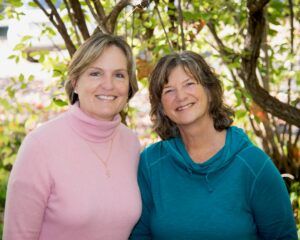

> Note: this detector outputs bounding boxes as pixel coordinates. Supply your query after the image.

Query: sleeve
[250,158,297,240]
[3,134,53,240]
[130,149,153,240]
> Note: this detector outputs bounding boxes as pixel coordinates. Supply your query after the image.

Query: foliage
[290,181,300,237]
[0,0,299,235]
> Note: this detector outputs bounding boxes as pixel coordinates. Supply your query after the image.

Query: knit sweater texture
[130,126,297,240]
[3,102,142,240]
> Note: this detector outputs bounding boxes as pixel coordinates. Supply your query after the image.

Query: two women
[4,33,297,239]
[3,33,141,239]
[131,51,297,239]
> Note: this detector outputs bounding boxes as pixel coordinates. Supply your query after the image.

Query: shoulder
[227,126,272,176]
[140,139,170,167]
[118,123,140,148]
[13,115,67,169]
[21,112,68,155]
[141,139,165,155]
[237,144,273,177]
[29,112,66,140]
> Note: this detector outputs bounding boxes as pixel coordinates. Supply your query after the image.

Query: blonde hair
[65,33,138,104]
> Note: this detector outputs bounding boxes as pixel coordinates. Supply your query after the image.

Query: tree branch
[242,0,300,127]
[64,0,82,45]
[91,0,106,21]
[86,0,109,33]
[247,0,270,12]
[286,0,295,150]
[154,4,173,51]
[69,0,90,40]
[105,0,131,33]
[206,21,238,61]
[177,0,186,50]
[34,0,76,56]
[85,0,100,25]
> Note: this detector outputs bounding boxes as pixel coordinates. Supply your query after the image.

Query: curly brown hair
[149,51,234,140]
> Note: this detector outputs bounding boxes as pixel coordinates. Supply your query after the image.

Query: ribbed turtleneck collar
[66,102,121,143]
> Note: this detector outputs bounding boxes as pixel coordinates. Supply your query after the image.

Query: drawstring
[205,174,213,192]
[185,166,213,192]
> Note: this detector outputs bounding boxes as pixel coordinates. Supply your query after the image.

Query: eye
[115,73,125,78]
[162,88,174,95]
[185,81,196,86]
[89,71,101,77]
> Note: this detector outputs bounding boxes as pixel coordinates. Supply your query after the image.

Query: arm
[251,158,297,240]
[3,134,52,240]
[130,150,153,239]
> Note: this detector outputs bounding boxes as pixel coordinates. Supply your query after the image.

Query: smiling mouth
[176,103,194,111]
[96,95,117,100]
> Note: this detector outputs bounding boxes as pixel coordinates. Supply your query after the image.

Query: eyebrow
[163,78,192,88]
[88,66,128,72]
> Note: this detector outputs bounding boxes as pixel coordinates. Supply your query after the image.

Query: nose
[175,88,187,101]
[101,75,114,90]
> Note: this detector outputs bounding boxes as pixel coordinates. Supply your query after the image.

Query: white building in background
[0,0,64,81]
[0,1,68,128]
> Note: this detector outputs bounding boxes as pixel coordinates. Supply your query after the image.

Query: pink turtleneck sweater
[3,103,142,240]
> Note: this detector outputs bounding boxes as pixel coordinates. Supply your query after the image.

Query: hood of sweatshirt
[164,126,252,191]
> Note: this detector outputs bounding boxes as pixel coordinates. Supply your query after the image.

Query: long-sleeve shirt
[130,126,297,240]
[4,102,142,240]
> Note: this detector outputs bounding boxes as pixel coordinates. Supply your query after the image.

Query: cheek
[118,82,130,96]
[161,94,173,106]
[75,78,87,92]
[161,98,172,114]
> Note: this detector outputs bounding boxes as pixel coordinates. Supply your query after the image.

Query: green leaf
[28,2,38,8]
[8,55,16,59]
[235,110,247,119]
[182,11,203,21]
[21,35,32,42]
[6,86,16,98]
[19,73,24,82]
[52,98,68,107]
[3,154,17,166]
[0,98,10,110]
[10,0,23,7]
[144,21,153,28]
[28,74,35,81]
[13,43,25,51]
[20,83,27,89]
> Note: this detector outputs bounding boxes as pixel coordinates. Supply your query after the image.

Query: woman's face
[74,45,129,121]
[161,65,211,128]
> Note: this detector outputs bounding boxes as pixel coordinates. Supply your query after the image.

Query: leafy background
[0,0,299,238]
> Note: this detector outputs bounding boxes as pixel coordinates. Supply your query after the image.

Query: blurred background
[0,0,299,237]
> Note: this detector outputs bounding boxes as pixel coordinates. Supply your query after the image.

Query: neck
[67,102,121,143]
[179,119,227,163]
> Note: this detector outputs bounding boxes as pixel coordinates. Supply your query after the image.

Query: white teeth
[96,95,116,100]
[177,103,193,111]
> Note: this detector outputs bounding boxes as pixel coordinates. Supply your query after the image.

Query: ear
[72,79,77,92]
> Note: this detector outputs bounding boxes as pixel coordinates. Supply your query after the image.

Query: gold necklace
[86,139,113,177]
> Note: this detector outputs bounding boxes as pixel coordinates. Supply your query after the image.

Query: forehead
[165,65,193,84]
[93,45,127,67]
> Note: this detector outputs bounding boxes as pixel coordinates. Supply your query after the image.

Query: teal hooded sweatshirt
[131,126,297,240]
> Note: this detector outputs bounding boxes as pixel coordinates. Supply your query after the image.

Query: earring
[74,89,78,94]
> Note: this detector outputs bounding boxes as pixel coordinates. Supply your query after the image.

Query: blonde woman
[4,33,141,240]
